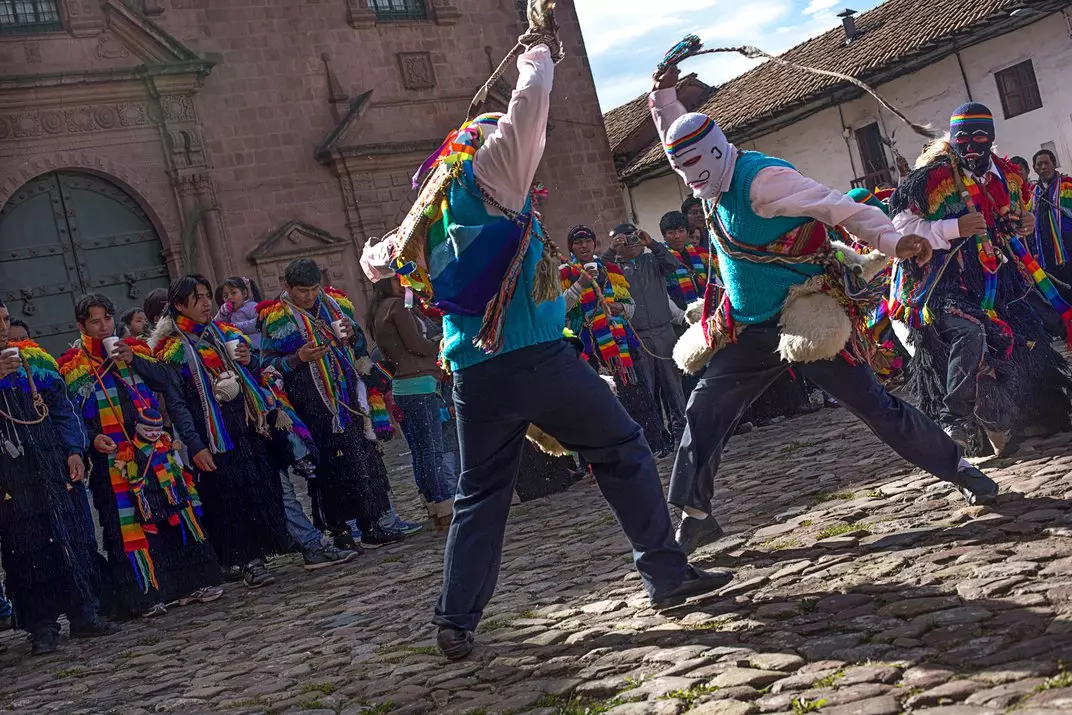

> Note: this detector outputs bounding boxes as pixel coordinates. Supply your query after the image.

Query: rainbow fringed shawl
[259,288,369,433]
[1032,174,1072,268]
[560,258,639,383]
[666,244,712,305]
[153,316,274,454]
[390,113,548,355]
[890,155,1072,343]
[59,335,206,593]
[0,339,62,394]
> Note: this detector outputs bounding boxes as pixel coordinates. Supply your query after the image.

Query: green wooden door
[0,171,169,355]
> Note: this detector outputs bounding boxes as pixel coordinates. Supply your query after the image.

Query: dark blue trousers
[434,340,688,632]
[669,322,962,514]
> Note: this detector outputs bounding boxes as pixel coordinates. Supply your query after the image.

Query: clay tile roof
[602,73,710,155]
[616,0,1060,182]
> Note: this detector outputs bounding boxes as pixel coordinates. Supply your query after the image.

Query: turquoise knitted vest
[714,151,823,324]
[441,170,566,371]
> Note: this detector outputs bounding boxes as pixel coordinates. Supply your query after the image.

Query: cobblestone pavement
[3,406,1072,715]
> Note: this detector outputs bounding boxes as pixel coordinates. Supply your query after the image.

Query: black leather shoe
[954,465,998,506]
[675,515,725,556]
[437,626,475,661]
[652,566,734,610]
[30,628,59,656]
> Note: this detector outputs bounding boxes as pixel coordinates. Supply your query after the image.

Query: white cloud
[578,0,884,111]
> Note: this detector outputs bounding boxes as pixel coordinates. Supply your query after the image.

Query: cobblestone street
[3,406,1072,715]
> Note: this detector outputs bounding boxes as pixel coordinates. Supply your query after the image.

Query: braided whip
[468,0,564,119]
[658,34,937,139]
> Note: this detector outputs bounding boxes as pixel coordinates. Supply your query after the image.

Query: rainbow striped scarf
[155,316,273,453]
[1009,234,1072,344]
[0,339,62,393]
[59,335,206,592]
[666,244,711,304]
[262,289,365,433]
[560,258,637,383]
[1033,175,1072,267]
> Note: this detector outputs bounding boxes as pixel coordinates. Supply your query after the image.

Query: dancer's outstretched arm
[474,45,553,215]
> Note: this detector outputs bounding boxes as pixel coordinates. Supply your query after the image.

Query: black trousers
[668,322,961,514]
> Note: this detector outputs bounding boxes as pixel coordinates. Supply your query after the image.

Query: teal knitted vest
[714,151,823,324]
[441,170,566,371]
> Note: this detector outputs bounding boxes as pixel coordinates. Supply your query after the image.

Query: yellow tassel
[274,409,293,431]
[531,242,563,304]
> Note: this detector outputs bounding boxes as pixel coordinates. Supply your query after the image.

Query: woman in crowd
[371,277,456,531]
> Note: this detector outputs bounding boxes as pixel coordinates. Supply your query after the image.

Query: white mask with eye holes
[664,113,738,201]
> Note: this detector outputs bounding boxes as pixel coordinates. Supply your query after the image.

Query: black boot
[674,515,725,556]
[437,625,475,661]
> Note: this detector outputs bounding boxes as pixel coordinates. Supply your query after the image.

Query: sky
[576,0,885,113]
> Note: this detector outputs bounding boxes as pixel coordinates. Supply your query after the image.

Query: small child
[214,276,263,348]
[118,307,149,338]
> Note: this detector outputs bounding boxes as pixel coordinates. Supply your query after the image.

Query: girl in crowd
[214,276,264,348]
[118,308,149,338]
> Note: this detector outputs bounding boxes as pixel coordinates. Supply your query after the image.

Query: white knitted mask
[665,113,736,200]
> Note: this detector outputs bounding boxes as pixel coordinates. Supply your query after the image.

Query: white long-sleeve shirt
[650,88,903,257]
[474,45,553,215]
[361,45,553,281]
[891,162,1003,250]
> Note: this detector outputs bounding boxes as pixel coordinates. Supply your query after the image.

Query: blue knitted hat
[950,102,994,134]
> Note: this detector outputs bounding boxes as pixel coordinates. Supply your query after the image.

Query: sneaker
[333,532,361,552]
[985,428,1015,458]
[69,617,120,639]
[222,565,244,583]
[243,559,276,589]
[389,518,424,536]
[178,586,225,606]
[303,543,361,570]
[142,603,168,618]
[360,526,405,549]
[674,515,725,556]
[652,566,734,610]
[292,458,317,478]
[30,628,60,656]
[953,465,999,507]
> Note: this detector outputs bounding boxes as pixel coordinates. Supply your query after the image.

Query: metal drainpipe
[838,103,859,184]
[955,49,973,101]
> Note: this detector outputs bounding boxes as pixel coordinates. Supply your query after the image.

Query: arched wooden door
[0,171,169,355]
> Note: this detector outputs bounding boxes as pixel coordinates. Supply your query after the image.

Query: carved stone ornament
[0,102,163,143]
[398,52,436,90]
[95,31,131,60]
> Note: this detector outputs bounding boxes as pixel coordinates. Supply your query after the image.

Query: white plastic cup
[331,319,348,340]
[102,337,120,359]
[584,262,599,273]
[225,339,241,360]
[1,347,19,362]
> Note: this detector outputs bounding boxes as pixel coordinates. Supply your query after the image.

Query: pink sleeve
[473,46,554,215]
[891,211,961,251]
[650,88,687,146]
[749,166,904,256]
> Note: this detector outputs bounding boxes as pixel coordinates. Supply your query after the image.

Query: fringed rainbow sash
[59,335,206,593]
[560,259,637,383]
[263,289,365,434]
[1009,234,1072,345]
[667,244,710,304]
[1033,175,1072,267]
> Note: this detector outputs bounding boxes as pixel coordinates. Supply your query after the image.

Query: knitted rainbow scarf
[154,316,271,453]
[260,289,364,433]
[1033,175,1072,267]
[59,335,206,592]
[1009,234,1072,344]
[0,339,62,392]
[560,258,637,383]
[889,158,1024,336]
[666,244,710,304]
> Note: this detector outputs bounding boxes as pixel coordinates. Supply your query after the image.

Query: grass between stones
[298,682,338,696]
[791,696,828,713]
[531,690,644,714]
[1035,667,1072,691]
[816,522,871,540]
[810,491,856,506]
[658,683,719,708]
[811,669,844,688]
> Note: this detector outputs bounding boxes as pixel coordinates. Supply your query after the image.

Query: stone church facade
[0,0,624,352]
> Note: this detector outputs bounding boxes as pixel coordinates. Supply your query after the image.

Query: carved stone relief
[398,52,436,90]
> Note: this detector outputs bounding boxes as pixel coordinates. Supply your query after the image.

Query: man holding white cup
[259,258,404,550]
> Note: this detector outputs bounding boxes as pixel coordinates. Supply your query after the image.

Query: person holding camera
[602,222,688,445]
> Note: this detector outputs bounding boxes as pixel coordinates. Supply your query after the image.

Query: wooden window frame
[0,0,64,36]
[995,59,1043,120]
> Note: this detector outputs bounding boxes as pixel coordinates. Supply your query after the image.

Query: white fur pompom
[674,321,714,375]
